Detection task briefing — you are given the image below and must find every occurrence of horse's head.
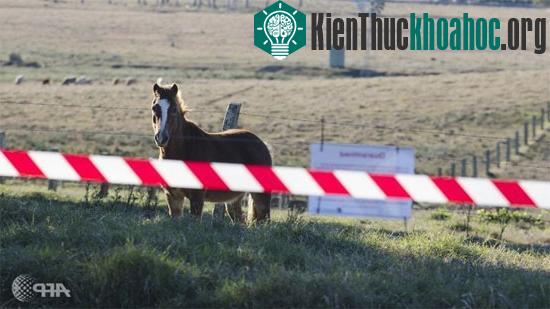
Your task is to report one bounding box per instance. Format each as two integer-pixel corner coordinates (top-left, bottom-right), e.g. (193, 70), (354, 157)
(151, 83), (183, 148)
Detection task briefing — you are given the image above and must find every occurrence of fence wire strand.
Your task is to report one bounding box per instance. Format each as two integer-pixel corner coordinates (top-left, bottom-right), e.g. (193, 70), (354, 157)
(2, 100), (550, 174)
(4, 100), (550, 145)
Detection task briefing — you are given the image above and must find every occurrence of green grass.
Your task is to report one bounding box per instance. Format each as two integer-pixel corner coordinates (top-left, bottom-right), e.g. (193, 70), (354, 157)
(0, 187), (549, 307)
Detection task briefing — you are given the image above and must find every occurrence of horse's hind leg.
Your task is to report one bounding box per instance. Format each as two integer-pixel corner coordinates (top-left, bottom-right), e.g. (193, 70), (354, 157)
(248, 193), (271, 223)
(225, 197), (244, 223)
(189, 197), (204, 218)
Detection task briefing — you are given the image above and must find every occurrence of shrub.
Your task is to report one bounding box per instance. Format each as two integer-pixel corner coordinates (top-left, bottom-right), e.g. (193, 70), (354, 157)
(430, 208), (451, 221)
(449, 222), (470, 232)
(478, 208), (545, 240)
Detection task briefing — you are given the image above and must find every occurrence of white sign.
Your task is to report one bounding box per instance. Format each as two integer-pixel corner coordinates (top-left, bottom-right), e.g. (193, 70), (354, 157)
(308, 143), (415, 219)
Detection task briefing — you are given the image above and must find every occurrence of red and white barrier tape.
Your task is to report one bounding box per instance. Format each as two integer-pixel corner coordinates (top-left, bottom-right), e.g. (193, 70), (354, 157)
(0, 149), (548, 209)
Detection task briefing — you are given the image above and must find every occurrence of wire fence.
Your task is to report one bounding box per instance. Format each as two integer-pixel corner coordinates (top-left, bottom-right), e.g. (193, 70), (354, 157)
(4, 100), (550, 146)
(2, 100), (550, 177)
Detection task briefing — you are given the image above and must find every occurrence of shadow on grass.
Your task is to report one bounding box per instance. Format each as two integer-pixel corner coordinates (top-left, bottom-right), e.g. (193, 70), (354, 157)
(1, 192), (549, 308)
(466, 235), (550, 255)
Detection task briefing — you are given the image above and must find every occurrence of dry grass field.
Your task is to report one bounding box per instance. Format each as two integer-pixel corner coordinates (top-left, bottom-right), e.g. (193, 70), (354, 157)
(1, 0), (549, 177)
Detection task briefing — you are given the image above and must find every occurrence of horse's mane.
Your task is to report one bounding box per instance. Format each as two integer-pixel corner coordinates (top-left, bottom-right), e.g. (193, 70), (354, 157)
(175, 90), (189, 116)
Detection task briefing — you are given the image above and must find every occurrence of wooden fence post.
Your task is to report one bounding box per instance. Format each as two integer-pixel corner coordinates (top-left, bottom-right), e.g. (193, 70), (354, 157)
(48, 179), (59, 191)
(222, 102), (241, 130)
(505, 138), (511, 162)
(146, 186), (158, 209)
(460, 159), (467, 176)
(541, 108), (545, 130)
(48, 148), (59, 191)
(532, 115), (537, 138)
(450, 163), (456, 177)
(97, 183), (109, 199)
(472, 155), (478, 177)
(213, 103), (242, 222)
(485, 150), (491, 176)
(515, 131), (520, 155)
(0, 132), (5, 184)
(495, 142), (500, 168)
(320, 116), (325, 151)
(523, 121), (529, 145)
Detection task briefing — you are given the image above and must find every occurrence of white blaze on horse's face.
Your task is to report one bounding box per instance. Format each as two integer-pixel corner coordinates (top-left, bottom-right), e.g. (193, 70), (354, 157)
(158, 99), (170, 134)
(154, 98), (171, 147)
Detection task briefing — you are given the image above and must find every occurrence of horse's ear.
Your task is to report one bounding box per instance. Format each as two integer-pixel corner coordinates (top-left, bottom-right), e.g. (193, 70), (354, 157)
(153, 83), (160, 93)
(171, 83), (178, 94)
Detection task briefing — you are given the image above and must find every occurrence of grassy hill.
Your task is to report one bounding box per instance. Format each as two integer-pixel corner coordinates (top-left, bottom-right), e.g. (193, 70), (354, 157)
(1, 184), (548, 307)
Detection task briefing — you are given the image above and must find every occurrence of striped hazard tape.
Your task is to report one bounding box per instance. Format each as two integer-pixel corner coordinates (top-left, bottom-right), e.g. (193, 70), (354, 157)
(0, 149), (549, 208)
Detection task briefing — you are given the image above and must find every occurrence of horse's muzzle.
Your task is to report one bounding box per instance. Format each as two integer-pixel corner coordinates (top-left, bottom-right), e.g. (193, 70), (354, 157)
(154, 131), (169, 147)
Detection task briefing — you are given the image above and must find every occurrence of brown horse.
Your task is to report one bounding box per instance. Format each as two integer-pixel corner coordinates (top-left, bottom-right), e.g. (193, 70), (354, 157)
(151, 83), (272, 222)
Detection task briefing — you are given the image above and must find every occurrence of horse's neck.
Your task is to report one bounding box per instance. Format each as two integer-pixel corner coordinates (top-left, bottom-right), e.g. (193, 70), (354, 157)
(182, 119), (209, 140)
(160, 116), (208, 160)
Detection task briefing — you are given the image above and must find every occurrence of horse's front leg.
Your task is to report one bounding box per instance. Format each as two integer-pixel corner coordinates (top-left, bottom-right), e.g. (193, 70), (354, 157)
(165, 189), (185, 218)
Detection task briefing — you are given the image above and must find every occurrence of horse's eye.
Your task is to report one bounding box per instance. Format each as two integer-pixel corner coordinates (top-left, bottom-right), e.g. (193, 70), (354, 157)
(152, 104), (161, 117)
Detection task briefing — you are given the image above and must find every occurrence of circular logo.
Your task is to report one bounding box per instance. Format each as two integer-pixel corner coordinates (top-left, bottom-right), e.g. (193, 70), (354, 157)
(254, 1), (306, 60)
(12, 274), (37, 302)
